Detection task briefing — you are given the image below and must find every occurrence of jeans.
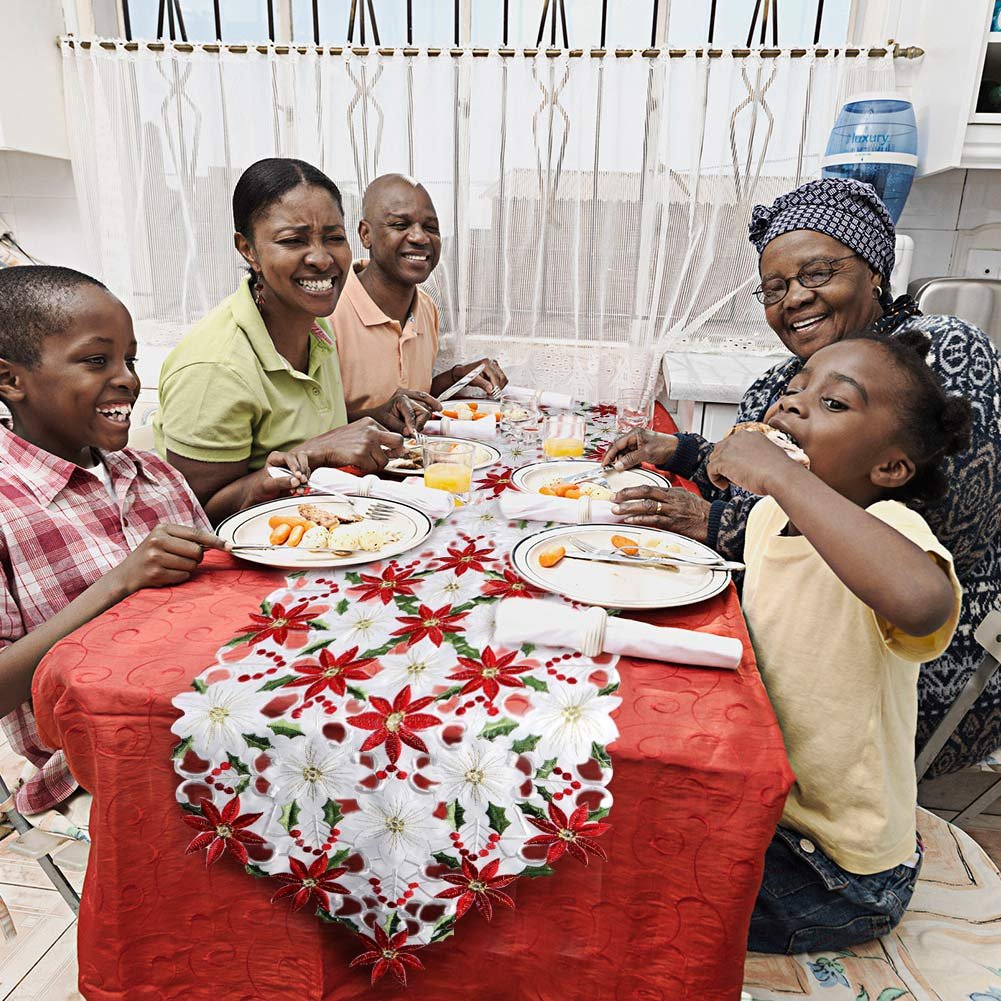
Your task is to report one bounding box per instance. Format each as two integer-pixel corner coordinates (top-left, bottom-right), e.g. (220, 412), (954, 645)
(748, 825), (922, 954)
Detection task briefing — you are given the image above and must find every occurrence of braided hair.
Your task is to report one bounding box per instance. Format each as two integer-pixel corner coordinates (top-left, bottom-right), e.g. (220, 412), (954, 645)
(846, 323), (972, 506)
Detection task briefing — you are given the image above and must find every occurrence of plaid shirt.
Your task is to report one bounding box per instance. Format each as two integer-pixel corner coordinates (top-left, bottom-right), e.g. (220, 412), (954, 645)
(0, 424), (210, 814)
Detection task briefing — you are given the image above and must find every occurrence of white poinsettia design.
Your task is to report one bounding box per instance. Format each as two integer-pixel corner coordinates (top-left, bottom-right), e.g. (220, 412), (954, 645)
(372, 638), (458, 698)
(335, 601), (399, 651)
(338, 785), (443, 865)
(171, 682), (273, 758)
(419, 570), (483, 610)
(460, 600), (498, 648)
(428, 739), (523, 810)
(528, 681), (620, 763)
(266, 734), (355, 806)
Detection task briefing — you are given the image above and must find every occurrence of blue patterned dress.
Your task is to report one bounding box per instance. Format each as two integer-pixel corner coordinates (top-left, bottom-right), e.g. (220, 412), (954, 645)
(665, 315), (1001, 777)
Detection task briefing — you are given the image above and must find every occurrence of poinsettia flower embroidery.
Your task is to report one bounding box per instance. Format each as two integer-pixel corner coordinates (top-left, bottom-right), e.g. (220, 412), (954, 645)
(183, 796), (265, 866)
(239, 600), (325, 645)
(391, 603), (469, 647)
(480, 567), (544, 600)
(349, 565), (420, 605)
(525, 801), (610, 865)
(286, 646), (376, 700)
(267, 735), (354, 806)
(348, 685), (441, 763)
(429, 739), (523, 809)
(337, 785), (441, 864)
(171, 681), (274, 758)
(271, 854), (349, 912)
(447, 646), (531, 700)
(475, 467), (515, 496)
(348, 923), (424, 986)
(433, 540), (497, 576)
(434, 857), (516, 920)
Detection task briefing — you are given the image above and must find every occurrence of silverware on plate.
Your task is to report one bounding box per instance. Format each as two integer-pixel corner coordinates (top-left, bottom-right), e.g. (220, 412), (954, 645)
(568, 536), (744, 572)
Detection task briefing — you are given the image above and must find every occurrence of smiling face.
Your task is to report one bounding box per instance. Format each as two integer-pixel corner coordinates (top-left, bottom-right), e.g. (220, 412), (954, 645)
(759, 230), (884, 360)
(359, 178), (441, 289)
(235, 183), (352, 321)
(763, 338), (915, 506)
(1, 285), (140, 465)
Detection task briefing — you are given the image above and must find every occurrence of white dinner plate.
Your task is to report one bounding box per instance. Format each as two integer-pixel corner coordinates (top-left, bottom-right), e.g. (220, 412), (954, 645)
(510, 459), (669, 496)
(217, 496), (433, 570)
(384, 436), (502, 477)
(510, 525), (730, 610)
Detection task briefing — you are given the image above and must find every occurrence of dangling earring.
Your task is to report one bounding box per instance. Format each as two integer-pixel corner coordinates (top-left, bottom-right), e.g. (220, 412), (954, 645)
(253, 272), (266, 310)
(872, 286), (881, 301)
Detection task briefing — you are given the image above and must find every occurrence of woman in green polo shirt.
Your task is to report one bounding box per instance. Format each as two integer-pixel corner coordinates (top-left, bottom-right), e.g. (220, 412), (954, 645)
(155, 159), (435, 522)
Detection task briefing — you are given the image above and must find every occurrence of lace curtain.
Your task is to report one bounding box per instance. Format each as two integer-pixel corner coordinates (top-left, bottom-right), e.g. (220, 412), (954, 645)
(61, 41), (894, 401)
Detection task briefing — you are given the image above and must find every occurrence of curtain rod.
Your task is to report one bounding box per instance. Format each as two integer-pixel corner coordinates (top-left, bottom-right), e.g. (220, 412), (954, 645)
(58, 38), (924, 59)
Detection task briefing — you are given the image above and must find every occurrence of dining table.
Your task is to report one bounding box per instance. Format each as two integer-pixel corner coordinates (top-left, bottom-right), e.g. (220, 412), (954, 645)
(33, 401), (794, 1001)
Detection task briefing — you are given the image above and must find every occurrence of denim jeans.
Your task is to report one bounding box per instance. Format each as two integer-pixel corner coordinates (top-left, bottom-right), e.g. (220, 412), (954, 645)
(748, 825), (922, 954)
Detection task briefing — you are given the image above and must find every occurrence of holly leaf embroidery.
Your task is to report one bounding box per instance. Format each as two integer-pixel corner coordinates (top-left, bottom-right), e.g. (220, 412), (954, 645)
(322, 800), (343, 828)
(522, 676), (549, 693)
(521, 865), (555, 878)
(171, 736), (193, 760)
(590, 741), (611, 768)
(487, 803), (510, 836)
(268, 721), (305, 739)
(511, 734), (541, 754)
(479, 717), (519, 741)
(432, 850), (461, 869)
(446, 800), (466, 831)
(242, 732), (272, 751)
(257, 674), (295, 692)
(192, 677), (208, 694)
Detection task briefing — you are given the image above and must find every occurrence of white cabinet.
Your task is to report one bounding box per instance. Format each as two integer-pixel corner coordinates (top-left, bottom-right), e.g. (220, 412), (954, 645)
(912, 1), (1001, 174)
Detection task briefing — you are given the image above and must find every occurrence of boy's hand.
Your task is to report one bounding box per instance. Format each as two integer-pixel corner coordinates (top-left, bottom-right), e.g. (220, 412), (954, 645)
(368, 389), (440, 435)
(114, 525), (229, 596)
(707, 429), (801, 493)
(602, 428), (678, 471)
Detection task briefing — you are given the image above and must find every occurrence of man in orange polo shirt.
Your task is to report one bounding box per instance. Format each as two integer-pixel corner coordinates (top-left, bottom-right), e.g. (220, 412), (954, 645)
(332, 174), (506, 418)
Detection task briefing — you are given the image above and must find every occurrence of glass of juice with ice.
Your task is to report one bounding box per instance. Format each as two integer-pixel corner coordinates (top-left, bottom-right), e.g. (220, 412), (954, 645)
(423, 440), (476, 501)
(542, 414), (585, 458)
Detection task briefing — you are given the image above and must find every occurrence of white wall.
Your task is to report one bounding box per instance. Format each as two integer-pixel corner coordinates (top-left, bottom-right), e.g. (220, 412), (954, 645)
(897, 168), (1001, 282)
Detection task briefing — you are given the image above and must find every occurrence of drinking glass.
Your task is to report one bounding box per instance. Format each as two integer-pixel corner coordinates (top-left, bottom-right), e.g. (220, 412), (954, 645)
(499, 391), (540, 443)
(542, 414), (586, 458)
(616, 391), (653, 435)
(423, 440), (475, 501)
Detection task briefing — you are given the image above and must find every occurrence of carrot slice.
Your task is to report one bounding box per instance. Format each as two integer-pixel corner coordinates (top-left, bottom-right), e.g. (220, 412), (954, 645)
(553, 483), (572, 497)
(611, 534), (640, 556)
(287, 524), (306, 547)
(442, 409), (460, 419)
(269, 524), (291, 545)
(472, 412), (488, 420)
(538, 545), (566, 568)
(538, 486), (557, 496)
(466, 402), (478, 411)
(563, 487), (582, 499)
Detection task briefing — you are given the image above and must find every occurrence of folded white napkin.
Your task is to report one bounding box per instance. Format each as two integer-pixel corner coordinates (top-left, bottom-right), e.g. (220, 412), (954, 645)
(268, 466), (454, 519)
(494, 598), (742, 669)
(503, 385), (576, 410)
(425, 414), (498, 438)
(499, 491), (625, 525)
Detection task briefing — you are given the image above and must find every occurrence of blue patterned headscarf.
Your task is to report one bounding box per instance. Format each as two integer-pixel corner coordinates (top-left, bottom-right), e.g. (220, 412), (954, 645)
(748, 178), (896, 281)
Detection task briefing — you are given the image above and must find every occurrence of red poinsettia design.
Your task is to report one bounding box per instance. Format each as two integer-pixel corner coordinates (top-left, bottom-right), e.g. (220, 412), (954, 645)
(348, 685), (440, 763)
(286, 646), (376, 700)
(447, 646), (531, 700)
(348, 923), (424, 986)
(183, 796), (265, 866)
(239, 600), (325, 645)
(475, 466), (515, 497)
(349, 565), (419, 605)
(391, 603), (469, 647)
(433, 540), (497, 577)
(481, 567), (544, 600)
(434, 857), (516, 921)
(588, 402), (618, 418)
(525, 801), (610, 865)
(270, 854), (349, 912)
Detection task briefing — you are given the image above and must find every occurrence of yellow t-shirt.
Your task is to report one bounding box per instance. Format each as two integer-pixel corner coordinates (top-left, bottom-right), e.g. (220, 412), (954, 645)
(154, 277), (348, 471)
(742, 497), (962, 874)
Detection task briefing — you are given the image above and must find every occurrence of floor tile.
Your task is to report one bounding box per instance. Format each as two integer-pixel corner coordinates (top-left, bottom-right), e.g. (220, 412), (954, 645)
(0, 885), (74, 997)
(5, 925), (81, 1001)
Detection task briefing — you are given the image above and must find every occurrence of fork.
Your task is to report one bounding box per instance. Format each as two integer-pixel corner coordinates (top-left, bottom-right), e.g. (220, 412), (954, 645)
(303, 491), (396, 521)
(559, 469), (611, 488)
(569, 536), (744, 571)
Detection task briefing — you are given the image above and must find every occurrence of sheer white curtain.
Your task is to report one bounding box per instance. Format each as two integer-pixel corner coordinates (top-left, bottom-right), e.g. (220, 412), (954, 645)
(61, 41), (894, 401)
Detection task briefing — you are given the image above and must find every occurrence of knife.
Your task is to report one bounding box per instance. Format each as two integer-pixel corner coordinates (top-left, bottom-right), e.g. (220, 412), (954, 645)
(437, 363), (486, 402)
(565, 551), (743, 572)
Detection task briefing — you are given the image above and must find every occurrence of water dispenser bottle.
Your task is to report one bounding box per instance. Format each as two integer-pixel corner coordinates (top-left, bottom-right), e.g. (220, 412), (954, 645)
(821, 92), (918, 223)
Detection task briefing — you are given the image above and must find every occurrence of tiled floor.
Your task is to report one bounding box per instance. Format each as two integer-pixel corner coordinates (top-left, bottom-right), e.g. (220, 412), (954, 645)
(0, 734), (998, 1001)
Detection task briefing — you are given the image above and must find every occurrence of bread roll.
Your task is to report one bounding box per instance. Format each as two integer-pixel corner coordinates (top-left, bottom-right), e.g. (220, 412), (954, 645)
(709, 421), (810, 490)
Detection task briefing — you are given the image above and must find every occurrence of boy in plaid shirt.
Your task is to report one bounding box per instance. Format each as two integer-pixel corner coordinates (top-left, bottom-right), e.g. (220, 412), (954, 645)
(0, 266), (227, 814)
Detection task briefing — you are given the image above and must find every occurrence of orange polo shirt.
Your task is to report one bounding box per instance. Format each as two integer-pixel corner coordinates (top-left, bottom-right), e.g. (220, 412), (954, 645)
(331, 260), (440, 412)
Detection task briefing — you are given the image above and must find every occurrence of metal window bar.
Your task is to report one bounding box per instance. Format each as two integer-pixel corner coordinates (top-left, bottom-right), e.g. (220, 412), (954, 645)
(212, 0), (221, 40)
(813, 0), (825, 45)
(121, 0), (133, 39)
(313, 0), (320, 45)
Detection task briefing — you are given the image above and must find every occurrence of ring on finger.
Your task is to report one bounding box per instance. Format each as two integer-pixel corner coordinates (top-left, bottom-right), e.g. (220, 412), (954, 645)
(656, 501), (664, 515)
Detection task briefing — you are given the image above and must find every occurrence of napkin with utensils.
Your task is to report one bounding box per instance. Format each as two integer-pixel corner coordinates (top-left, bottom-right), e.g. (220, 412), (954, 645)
(494, 598), (743, 670)
(424, 414), (499, 438)
(502, 385), (576, 410)
(267, 466), (454, 519)
(499, 491), (625, 525)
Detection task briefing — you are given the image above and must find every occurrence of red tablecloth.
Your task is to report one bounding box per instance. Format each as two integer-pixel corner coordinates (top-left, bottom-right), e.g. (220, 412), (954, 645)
(35, 544), (792, 1001)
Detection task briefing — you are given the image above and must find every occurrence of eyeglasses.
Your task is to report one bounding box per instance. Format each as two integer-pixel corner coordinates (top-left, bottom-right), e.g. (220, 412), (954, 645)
(753, 254), (859, 306)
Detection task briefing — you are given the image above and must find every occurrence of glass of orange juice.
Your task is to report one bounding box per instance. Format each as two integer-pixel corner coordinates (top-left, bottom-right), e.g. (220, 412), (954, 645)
(542, 414), (585, 458)
(423, 440), (476, 501)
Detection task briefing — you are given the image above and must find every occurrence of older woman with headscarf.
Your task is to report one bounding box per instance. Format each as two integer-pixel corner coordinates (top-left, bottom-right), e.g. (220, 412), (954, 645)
(603, 178), (1001, 777)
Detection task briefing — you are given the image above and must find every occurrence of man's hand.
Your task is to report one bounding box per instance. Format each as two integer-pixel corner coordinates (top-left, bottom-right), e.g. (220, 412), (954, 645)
(610, 486), (712, 542)
(454, 358), (508, 396)
(706, 429), (800, 494)
(111, 525), (228, 596)
(368, 389), (440, 435)
(302, 417), (406, 472)
(602, 429), (678, 471)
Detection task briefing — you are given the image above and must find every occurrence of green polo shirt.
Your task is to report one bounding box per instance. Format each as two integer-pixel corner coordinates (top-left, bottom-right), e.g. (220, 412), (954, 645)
(154, 277), (348, 470)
